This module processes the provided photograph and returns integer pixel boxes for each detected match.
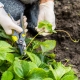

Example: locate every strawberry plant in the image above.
[0,25,79,80]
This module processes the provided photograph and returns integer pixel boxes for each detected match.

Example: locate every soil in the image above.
[35,0,80,79]
[28,0,80,79]
[53,0,80,79]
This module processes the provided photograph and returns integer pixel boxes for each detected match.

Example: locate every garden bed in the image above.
[44,0,80,78]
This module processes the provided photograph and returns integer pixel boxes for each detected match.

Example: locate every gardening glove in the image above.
[0,2,24,35]
[36,1,56,36]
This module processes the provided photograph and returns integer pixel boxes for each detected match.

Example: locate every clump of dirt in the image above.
[50,0,80,78]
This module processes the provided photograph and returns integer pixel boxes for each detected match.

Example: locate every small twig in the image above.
[56,30,79,43]
[26,33,39,50]
[26,30,45,50]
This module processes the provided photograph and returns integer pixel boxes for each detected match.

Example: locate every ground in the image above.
[36,0,80,79]
[28,0,80,79]
[53,0,80,78]
[0,0,80,79]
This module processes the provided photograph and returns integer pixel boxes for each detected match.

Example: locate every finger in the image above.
[15,19,20,25]
[12,23,23,33]
[24,22,28,28]
[5,29,12,35]
[25,29,28,33]
[23,16,27,21]
[15,16,27,26]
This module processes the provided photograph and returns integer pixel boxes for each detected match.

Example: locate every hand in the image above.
[15,16,28,33]
[36,1,56,36]
[0,7,27,35]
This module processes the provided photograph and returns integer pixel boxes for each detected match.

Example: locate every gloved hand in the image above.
[0,3,27,35]
[36,1,56,36]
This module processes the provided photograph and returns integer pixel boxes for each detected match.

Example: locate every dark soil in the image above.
[29,0,80,78]
[52,0,80,78]
[36,0,80,79]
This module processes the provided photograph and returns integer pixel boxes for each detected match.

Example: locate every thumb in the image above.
[5,29,12,35]
[11,23,23,33]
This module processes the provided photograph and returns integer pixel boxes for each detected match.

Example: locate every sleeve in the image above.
[0,2,4,8]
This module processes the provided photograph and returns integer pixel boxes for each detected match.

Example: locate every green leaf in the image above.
[61,74,78,80]
[0,31,11,39]
[0,41,13,53]
[40,40,56,53]
[38,21,46,28]
[13,79,23,80]
[0,60,4,66]
[13,58,24,78]
[8,66,14,73]
[13,58,32,78]
[0,41,14,60]
[26,52,41,66]
[47,70,55,79]
[13,79,22,80]
[43,78,53,80]
[39,63,49,70]
[45,23,53,32]
[38,21,50,29]
[50,62,71,80]
[38,21,53,33]
[21,60,29,77]
[0,63,9,72]
[0,28,11,40]
[1,71,13,80]
[61,70,78,80]
[28,62,38,71]
[13,58,38,78]
[33,40,41,50]
[38,21,51,28]
[28,68,48,80]
[6,53,14,63]
[0,52,7,60]
[47,53,56,59]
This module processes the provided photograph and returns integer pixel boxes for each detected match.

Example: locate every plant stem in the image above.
[26,33,39,50]
[56,30,79,43]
